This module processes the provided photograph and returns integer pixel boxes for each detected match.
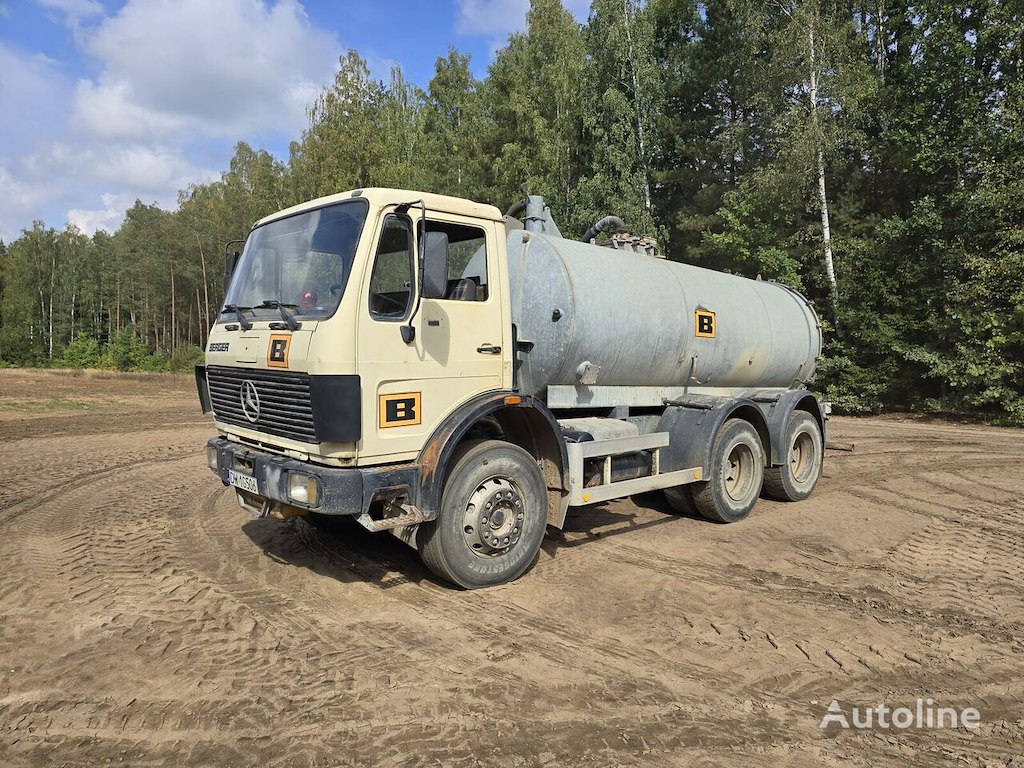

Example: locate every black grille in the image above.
[207,366,317,444]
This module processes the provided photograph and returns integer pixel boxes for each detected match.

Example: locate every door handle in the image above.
[477,343,502,354]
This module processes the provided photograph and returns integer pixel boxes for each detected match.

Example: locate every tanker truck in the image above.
[196,188,826,588]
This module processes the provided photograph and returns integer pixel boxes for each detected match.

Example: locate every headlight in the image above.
[207,445,219,471]
[287,472,320,506]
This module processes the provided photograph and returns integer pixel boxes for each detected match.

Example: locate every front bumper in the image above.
[207,437,421,519]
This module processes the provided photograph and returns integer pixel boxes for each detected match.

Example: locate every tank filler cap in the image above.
[575,361,601,386]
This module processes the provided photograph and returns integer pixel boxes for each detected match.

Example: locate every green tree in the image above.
[650,0,762,259]
[423,47,487,199]
[62,332,102,368]
[0,222,58,364]
[481,0,587,226]
[574,0,660,239]
[0,239,6,338]
[114,201,194,355]
[709,1,875,314]
[844,0,1022,418]
[56,225,90,351]
[0,4,1020,424]
[290,50,381,199]
[367,68,428,190]
[222,141,291,228]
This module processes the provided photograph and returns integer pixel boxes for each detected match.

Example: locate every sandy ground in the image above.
[0,368,1021,767]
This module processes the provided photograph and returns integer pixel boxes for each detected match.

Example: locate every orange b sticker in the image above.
[695,310,716,338]
[267,335,290,368]
[379,392,421,428]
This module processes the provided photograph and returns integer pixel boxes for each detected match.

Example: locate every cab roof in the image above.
[253,188,505,229]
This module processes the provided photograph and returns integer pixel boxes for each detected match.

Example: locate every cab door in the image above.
[356,209,508,464]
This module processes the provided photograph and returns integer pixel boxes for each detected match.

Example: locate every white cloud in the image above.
[0,44,71,153]
[41,141,200,192]
[94,145,191,190]
[0,0,343,241]
[1,139,205,239]
[366,55,403,83]
[0,43,72,239]
[455,0,590,41]
[72,78,188,140]
[37,0,104,27]
[0,162,43,212]
[456,0,530,38]
[67,192,128,235]
[74,0,339,140]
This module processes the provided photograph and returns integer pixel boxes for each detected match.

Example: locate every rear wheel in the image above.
[763,411,823,501]
[417,440,547,589]
[692,419,765,523]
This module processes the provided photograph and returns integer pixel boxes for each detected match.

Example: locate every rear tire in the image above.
[692,419,765,523]
[763,411,823,501]
[417,440,547,589]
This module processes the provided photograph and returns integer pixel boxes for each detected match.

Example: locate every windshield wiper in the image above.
[257,299,301,331]
[221,303,253,331]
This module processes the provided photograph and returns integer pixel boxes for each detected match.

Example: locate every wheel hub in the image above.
[723,444,755,502]
[790,431,814,482]
[463,477,525,557]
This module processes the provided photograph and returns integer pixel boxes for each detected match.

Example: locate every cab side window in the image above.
[369,215,413,320]
[423,220,488,302]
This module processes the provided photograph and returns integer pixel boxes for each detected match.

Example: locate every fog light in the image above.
[207,445,219,471]
[287,472,320,506]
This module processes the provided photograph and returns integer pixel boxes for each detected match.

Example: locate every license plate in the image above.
[228,469,259,494]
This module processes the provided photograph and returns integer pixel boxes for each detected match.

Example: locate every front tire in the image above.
[417,440,547,588]
[692,419,765,523]
[763,411,823,501]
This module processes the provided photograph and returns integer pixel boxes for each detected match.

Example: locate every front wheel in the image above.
[763,411,823,501]
[417,440,548,588]
[692,419,765,523]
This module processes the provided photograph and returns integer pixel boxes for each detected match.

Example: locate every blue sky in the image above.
[0,0,589,242]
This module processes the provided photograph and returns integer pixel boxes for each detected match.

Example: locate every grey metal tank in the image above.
[504,230,822,399]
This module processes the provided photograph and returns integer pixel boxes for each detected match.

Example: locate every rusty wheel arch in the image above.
[416,392,568,528]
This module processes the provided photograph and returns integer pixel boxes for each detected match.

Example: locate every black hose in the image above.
[505,198,528,219]
[581,215,626,243]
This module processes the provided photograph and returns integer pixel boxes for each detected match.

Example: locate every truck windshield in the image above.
[222,199,368,322]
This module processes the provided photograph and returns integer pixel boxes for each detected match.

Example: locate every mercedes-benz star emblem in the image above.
[240,380,261,423]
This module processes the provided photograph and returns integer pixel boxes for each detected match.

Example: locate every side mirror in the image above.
[224,251,240,291]
[223,238,246,292]
[421,231,449,299]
